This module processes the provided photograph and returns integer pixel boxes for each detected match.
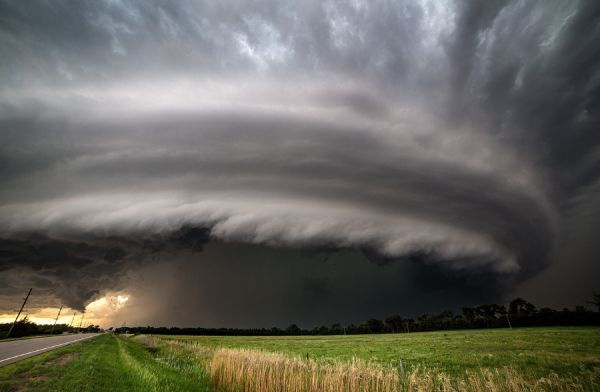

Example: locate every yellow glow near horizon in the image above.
[0,293,131,328]
[0,307,77,326]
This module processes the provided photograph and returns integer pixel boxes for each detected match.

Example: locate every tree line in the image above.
[0,317,102,339]
[113,296,600,336]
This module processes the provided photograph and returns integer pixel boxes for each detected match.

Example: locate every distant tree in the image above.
[587,292,600,312]
[85,325,101,333]
[437,310,453,321]
[384,315,404,333]
[435,310,453,329]
[509,298,537,317]
[9,317,39,337]
[330,323,343,334]
[366,319,384,333]
[416,314,431,330]
[462,307,476,324]
[316,325,330,335]
[476,304,502,327]
[346,324,358,334]
[286,324,301,335]
[453,314,465,329]
[498,305,508,317]
[405,318,416,332]
[538,307,556,325]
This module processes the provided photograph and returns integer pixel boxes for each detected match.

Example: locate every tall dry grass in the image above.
[210,348,399,392]
[208,347,597,392]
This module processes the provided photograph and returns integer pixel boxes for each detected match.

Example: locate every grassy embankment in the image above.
[0,333,211,392]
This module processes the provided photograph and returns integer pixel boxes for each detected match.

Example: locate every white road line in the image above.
[0,335,96,363]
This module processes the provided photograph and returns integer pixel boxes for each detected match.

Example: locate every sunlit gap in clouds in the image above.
[0,293,130,328]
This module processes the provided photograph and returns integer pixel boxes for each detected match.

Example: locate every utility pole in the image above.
[50,305,63,334]
[78,313,85,330]
[7,288,32,338]
[70,312,77,327]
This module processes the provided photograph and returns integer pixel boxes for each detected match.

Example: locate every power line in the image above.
[51,305,63,334]
[6,288,32,338]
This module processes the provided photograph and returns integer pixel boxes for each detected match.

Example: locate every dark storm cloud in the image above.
[0,0,598,324]
[0,235,120,311]
[0,226,211,311]
[448,0,600,182]
[118,242,504,328]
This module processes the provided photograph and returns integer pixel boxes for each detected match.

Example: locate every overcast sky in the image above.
[1,0,599,328]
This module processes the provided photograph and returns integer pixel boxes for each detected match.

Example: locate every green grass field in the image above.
[161,327,600,378]
[1,327,599,391]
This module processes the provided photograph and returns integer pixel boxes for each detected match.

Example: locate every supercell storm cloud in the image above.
[0,1,599,326]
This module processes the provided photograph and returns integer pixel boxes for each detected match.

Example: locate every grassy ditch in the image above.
[0,333,211,392]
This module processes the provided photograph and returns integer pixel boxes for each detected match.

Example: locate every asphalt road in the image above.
[0,333,102,367]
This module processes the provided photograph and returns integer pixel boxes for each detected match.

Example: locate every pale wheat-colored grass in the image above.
[210,348,399,392]
[207,347,597,392]
[402,367,589,392]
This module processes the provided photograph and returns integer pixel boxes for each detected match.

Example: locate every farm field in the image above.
[1,327,599,391]
[151,327,600,391]
[160,327,600,378]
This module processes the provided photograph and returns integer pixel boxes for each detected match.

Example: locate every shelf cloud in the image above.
[1,0,598,325]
